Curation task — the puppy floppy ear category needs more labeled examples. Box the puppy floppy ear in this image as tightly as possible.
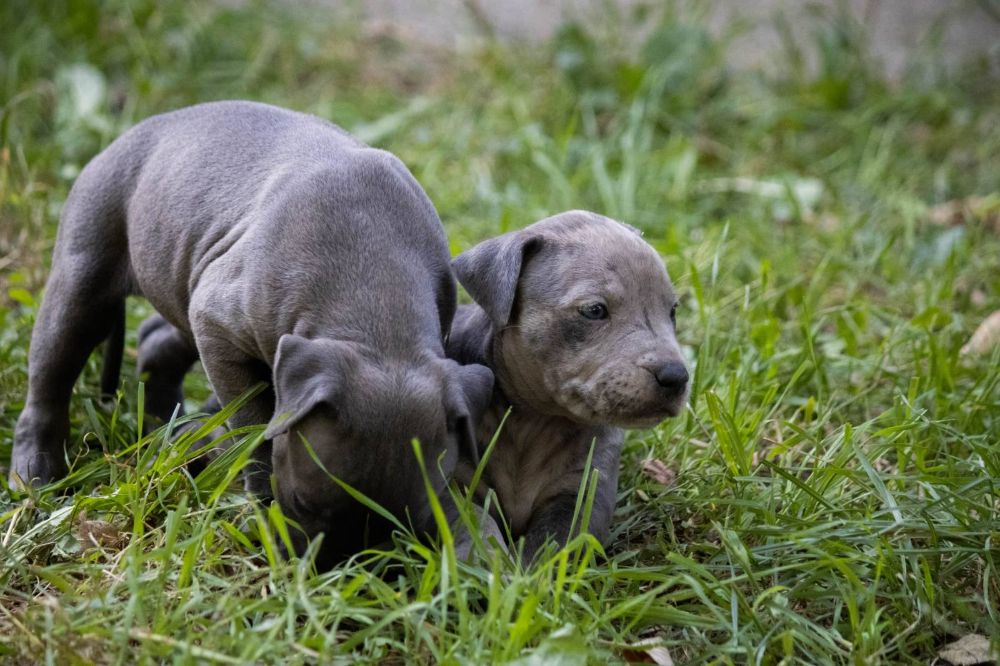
[444,362,494,466]
[264,335,354,439]
[453,231,543,329]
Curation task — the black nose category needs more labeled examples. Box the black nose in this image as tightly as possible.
[654,361,689,393]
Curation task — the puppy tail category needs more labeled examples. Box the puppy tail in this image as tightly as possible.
[100,302,126,401]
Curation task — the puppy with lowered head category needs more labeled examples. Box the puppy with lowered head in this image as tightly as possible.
[11,101,493,566]
[447,210,688,561]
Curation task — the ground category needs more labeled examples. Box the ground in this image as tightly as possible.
[1,1,998,663]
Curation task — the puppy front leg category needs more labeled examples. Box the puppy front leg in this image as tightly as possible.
[520,434,622,564]
[520,495,580,564]
[194,333,275,497]
[520,473,618,564]
[440,492,509,562]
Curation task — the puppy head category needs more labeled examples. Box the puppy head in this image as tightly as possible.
[264,335,493,518]
[454,210,687,428]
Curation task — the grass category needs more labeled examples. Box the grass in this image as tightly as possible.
[1,0,999,662]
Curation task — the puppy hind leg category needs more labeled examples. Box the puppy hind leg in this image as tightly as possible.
[137,313,199,427]
[12,267,128,487]
[99,302,126,401]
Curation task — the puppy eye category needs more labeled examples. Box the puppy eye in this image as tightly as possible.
[579,303,608,320]
[670,303,678,326]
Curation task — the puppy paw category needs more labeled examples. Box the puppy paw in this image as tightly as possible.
[10,408,70,487]
[242,468,274,499]
[451,512,510,564]
[8,447,67,489]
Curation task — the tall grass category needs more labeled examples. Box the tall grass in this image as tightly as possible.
[1,1,998,662]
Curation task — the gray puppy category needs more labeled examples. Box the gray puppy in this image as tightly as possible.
[11,101,493,564]
[446,210,688,562]
[133,210,687,562]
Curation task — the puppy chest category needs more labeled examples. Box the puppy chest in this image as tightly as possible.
[485,421,587,536]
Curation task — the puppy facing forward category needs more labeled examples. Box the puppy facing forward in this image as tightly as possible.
[447,210,689,562]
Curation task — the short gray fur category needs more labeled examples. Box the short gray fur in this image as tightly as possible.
[130,209,688,563]
[10,100,494,566]
[447,210,689,562]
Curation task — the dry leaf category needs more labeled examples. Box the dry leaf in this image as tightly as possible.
[929,199,970,226]
[619,638,674,665]
[927,196,1000,233]
[75,514,126,553]
[939,633,998,665]
[962,310,1000,356]
[809,212,841,232]
[640,459,676,486]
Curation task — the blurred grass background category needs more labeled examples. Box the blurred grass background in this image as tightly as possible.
[1,0,999,663]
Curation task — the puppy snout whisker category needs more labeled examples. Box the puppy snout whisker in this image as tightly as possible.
[652,361,689,394]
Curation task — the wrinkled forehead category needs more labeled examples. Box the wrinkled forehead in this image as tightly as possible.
[527,220,676,302]
[340,361,447,431]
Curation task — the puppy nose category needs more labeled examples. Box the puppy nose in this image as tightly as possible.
[654,361,689,393]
